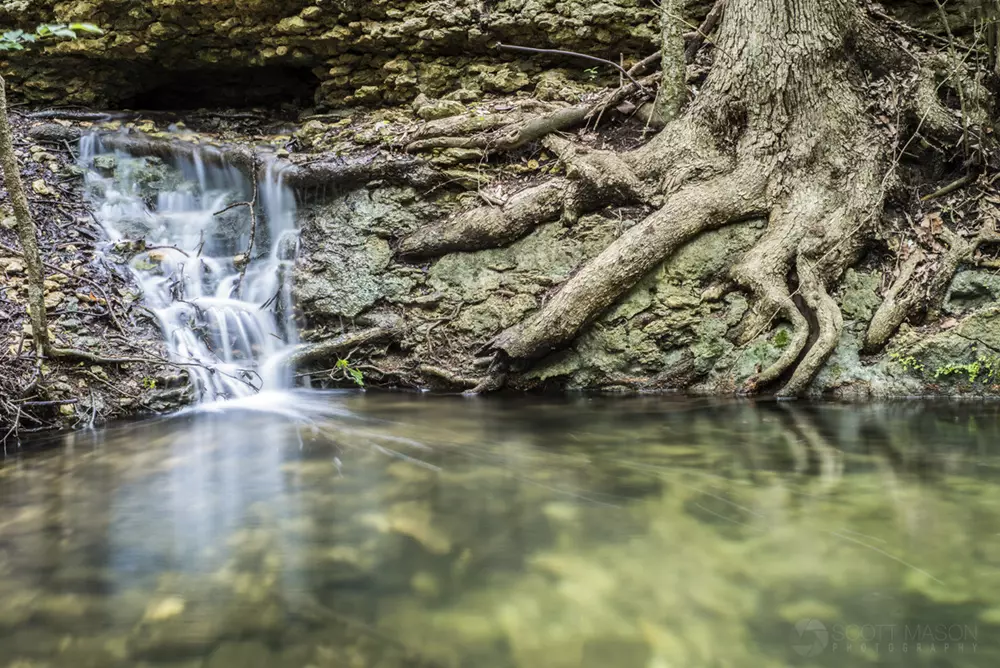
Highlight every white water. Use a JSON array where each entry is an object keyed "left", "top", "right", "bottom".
[{"left": 80, "top": 134, "right": 300, "bottom": 402}]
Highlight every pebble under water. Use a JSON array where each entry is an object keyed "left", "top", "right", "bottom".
[{"left": 1, "top": 394, "right": 1000, "bottom": 667}]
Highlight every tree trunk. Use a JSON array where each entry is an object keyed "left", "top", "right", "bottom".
[
  {"left": 0, "top": 74, "right": 50, "bottom": 353},
  {"left": 656, "top": 0, "right": 687, "bottom": 123},
  {"left": 398, "top": 0, "right": 986, "bottom": 397}
]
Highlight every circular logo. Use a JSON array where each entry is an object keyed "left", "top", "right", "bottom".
[{"left": 791, "top": 618, "right": 829, "bottom": 657}]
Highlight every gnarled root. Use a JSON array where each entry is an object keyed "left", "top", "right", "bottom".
[
  {"left": 490, "top": 167, "right": 767, "bottom": 360},
  {"left": 864, "top": 224, "right": 1000, "bottom": 351},
  {"left": 778, "top": 254, "right": 844, "bottom": 397},
  {"left": 734, "top": 186, "right": 868, "bottom": 396},
  {"left": 399, "top": 137, "right": 653, "bottom": 257},
  {"left": 398, "top": 181, "right": 565, "bottom": 258}
]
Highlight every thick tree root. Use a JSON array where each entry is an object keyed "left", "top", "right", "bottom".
[
  {"left": 288, "top": 326, "right": 400, "bottom": 368},
  {"left": 491, "top": 167, "right": 766, "bottom": 360},
  {"left": 405, "top": 103, "right": 592, "bottom": 154},
  {"left": 864, "top": 224, "right": 1000, "bottom": 351},
  {"left": 398, "top": 181, "right": 565, "bottom": 258},
  {"left": 779, "top": 256, "right": 844, "bottom": 397},
  {"left": 399, "top": 136, "right": 654, "bottom": 257}
]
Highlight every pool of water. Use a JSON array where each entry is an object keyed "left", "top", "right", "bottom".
[{"left": 1, "top": 393, "right": 999, "bottom": 667}]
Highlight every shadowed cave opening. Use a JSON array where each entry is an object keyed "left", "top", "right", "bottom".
[{"left": 123, "top": 65, "right": 320, "bottom": 110}]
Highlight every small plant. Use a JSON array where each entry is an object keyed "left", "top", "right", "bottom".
[
  {"left": 772, "top": 329, "right": 790, "bottom": 349},
  {"left": 934, "top": 361, "right": 982, "bottom": 383},
  {"left": 934, "top": 354, "right": 1000, "bottom": 384},
  {"left": 0, "top": 23, "right": 103, "bottom": 50},
  {"left": 892, "top": 348, "right": 1000, "bottom": 385},
  {"left": 141, "top": 377, "right": 158, "bottom": 390},
  {"left": 889, "top": 351, "right": 926, "bottom": 373},
  {"left": 333, "top": 358, "right": 365, "bottom": 387}
]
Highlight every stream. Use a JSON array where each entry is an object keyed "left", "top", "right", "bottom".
[
  {"left": 2, "top": 136, "right": 998, "bottom": 667},
  {"left": 2, "top": 395, "right": 1000, "bottom": 667}
]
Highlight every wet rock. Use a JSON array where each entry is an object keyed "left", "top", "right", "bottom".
[
  {"left": 296, "top": 187, "right": 431, "bottom": 319},
  {"left": 361, "top": 501, "right": 452, "bottom": 555},
  {"left": 92, "top": 154, "right": 117, "bottom": 174},
  {"left": 205, "top": 641, "right": 274, "bottom": 668},
  {"left": 411, "top": 571, "right": 442, "bottom": 598},
  {"left": 945, "top": 269, "right": 1000, "bottom": 314},
  {"left": 53, "top": 636, "right": 130, "bottom": 668},
  {"left": 143, "top": 597, "right": 186, "bottom": 622}
]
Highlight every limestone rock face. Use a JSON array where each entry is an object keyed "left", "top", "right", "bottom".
[{"left": 0, "top": 0, "right": 973, "bottom": 108}]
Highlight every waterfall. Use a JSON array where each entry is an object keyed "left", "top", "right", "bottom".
[{"left": 79, "top": 134, "right": 300, "bottom": 402}]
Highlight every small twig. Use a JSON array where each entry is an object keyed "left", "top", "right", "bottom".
[
  {"left": 920, "top": 172, "right": 976, "bottom": 201},
  {"left": 214, "top": 153, "right": 259, "bottom": 297},
  {"left": 495, "top": 42, "right": 649, "bottom": 93}
]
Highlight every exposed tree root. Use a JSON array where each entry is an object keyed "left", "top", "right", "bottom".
[
  {"left": 288, "top": 325, "right": 400, "bottom": 367},
  {"left": 392, "top": 0, "right": 986, "bottom": 398},
  {"left": 417, "top": 364, "right": 479, "bottom": 389},
  {"left": 398, "top": 180, "right": 565, "bottom": 258},
  {"left": 864, "top": 223, "right": 1000, "bottom": 352},
  {"left": 405, "top": 103, "right": 593, "bottom": 154},
  {"left": 492, "top": 168, "right": 766, "bottom": 360}
]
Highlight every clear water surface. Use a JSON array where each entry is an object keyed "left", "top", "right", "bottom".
[{"left": 1, "top": 394, "right": 999, "bottom": 667}]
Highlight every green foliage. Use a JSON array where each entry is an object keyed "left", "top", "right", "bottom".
[
  {"left": 334, "top": 358, "right": 365, "bottom": 387},
  {"left": 0, "top": 23, "right": 102, "bottom": 51},
  {"left": 889, "top": 351, "right": 925, "bottom": 374},
  {"left": 933, "top": 354, "right": 1000, "bottom": 384},
  {"left": 771, "top": 329, "right": 790, "bottom": 349},
  {"left": 141, "top": 377, "right": 158, "bottom": 390},
  {"left": 891, "top": 349, "right": 1000, "bottom": 385}
]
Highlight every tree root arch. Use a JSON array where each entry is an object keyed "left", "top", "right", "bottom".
[{"left": 392, "top": 0, "right": 991, "bottom": 398}]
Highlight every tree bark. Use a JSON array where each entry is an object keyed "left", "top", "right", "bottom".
[
  {"left": 0, "top": 74, "right": 49, "bottom": 353},
  {"left": 392, "top": 0, "right": 986, "bottom": 397},
  {"left": 656, "top": 0, "right": 687, "bottom": 123}
]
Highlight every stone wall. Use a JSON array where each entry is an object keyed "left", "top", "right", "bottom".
[{"left": 1, "top": 0, "right": 980, "bottom": 108}]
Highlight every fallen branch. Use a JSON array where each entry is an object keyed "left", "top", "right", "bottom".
[{"left": 214, "top": 153, "right": 259, "bottom": 297}]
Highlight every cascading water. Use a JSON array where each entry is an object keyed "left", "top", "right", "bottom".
[{"left": 79, "top": 134, "right": 301, "bottom": 402}]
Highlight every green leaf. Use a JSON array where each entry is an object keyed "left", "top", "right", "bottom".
[
  {"left": 2, "top": 30, "right": 25, "bottom": 42},
  {"left": 20, "top": 33, "right": 37, "bottom": 43},
  {"left": 69, "top": 22, "right": 103, "bottom": 34},
  {"left": 52, "top": 28, "right": 77, "bottom": 38}
]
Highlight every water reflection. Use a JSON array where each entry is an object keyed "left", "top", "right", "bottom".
[{"left": 1, "top": 395, "right": 999, "bottom": 667}]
